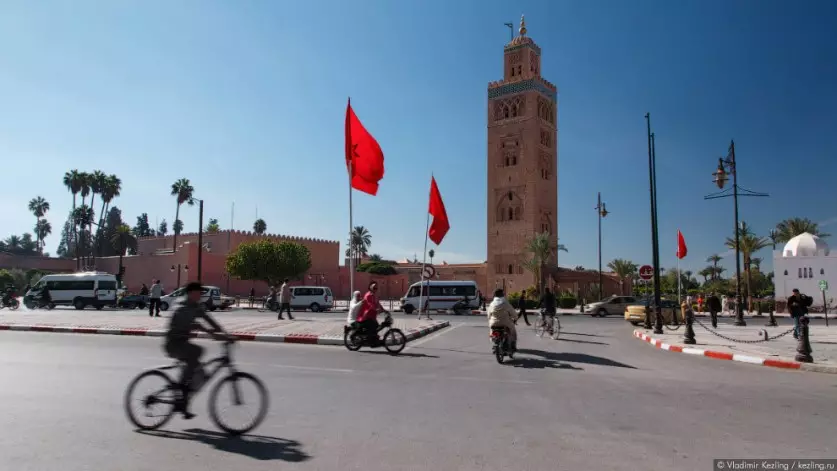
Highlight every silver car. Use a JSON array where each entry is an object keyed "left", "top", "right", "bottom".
[{"left": 585, "top": 295, "right": 638, "bottom": 317}]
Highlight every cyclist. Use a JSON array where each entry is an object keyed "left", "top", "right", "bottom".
[
  {"left": 537, "top": 287, "right": 557, "bottom": 331},
  {"left": 2, "top": 285, "right": 16, "bottom": 306},
  {"left": 164, "top": 282, "right": 232, "bottom": 419}
]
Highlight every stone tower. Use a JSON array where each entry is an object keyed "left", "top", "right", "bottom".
[{"left": 486, "top": 15, "right": 558, "bottom": 293}]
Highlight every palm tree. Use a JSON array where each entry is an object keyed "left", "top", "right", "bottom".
[
  {"left": 35, "top": 220, "right": 52, "bottom": 254},
  {"left": 750, "top": 257, "right": 762, "bottom": 272},
  {"left": 253, "top": 218, "right": 267, "bottom": 235},
  {"left": 607, "top": 259, "right": 638, "bottom": 295},
  {"left": 63, "top": 170, "right": 84, "bottom": 268},
  {"left": 20, "top": 233, "right": 38, "bottom": 254},
  {"left": 428, "top": 249, "right": 435, "bottom": 264},
  {"left": 4, "top": 235, "right": 22, "bottom": 253},
  {"left": 158, "top": 219, "right": 168, "bottom": 237},
  {"left": 88, "top": 171, "right": 106, "bottom": 242},
  {"left": 28, "top": 197, "right": 50, "bottom": 254},
  {"left": 349, "top": 226, "right": 372, "bottom": 267},
  {"left": 715, "top": 266, "right": 727, "bottom": 279},
  {"left": 368, "top": 253, "right": 383, "bottom": 261},
  {"left": 206, "top": 218, "right": 220, "bottom": 233},
  {"left": 726, "top": 222, "right": 770, "bottom": 311},
  {"left": 111, "top": 224, "right": 137, "bottom": 285},
  {"left": 170, "top": 178, "right": 195, "bottom": 251},
  {"left": 95, "top": 174, "right": 121, "bottom": 256},
  {"left": 706, "top": 254, "right": 722, "bottom": 281},
  {"left": 698, "top": 267, "right": 714, "bottom": 284},
  {"left": 523, "top": 231, "right": 558, "bottom": 293},
  {"left": 774, "top": 217, "right": 830, "bottom": 243}
]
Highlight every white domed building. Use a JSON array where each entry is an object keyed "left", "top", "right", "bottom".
[{"left": 772, "top": 232, "right": 835, "bottom": 302}]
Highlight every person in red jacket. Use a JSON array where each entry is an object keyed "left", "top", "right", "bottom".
[{"left": 357, "top": 281, "right": 385, "bottom": 344}]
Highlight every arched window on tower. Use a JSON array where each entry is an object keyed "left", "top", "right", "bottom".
[
  {"left": 496, "top": 191, "right": 523, "bottom": 224},
  {"left": 508, "top": 264, "right": 514, "bottom": 275},
  {"left": 798, "top": 268, "right": 802, "bottom": 278},
  {"left": 809, "top": 267, "right": 813, "bottom": 278},
  {"left": 821, "top": 268, "right": 825, "bottom": 275}
]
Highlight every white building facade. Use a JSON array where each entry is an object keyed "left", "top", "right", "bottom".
[{"left": 772, "top": 233, "right": 837, "bottom": 306}]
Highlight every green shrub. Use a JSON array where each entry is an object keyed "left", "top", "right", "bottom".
[
  {"left": 356, "top": 262, "right": 396, "bottom": 275},
  {"left": 507, "top": 291, "right": 538, "bottom": 309},
  {"left": 558, "top": 295, "right": 577, "bottom": 309}
]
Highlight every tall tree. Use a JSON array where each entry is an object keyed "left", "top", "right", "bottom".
[
  {"left": 774, "top": 217, "right": 831, "bottom": 243},
  {"left": 170, "top": 178, "right": 195, "bottom": 251},
  {"left": 63, "top": 170, "right": 84, "bottom": 268},
  {"left": 725, "top": 222, "right": 770, "bottom": 311},
  {"left": 35, "top": 220, "right": 52, "bottom": 254},
  {"left": 346, "top": 225, "right": 372, "bottom": 267},
  {"left": 523, "top": 231, "right": 562, "bottom": 294},
  {"left": 88, "top": 171, "right": 106, "bottom": 253},
  {"left": 253, "top": 218, "right": 267, "bottom": 235},
  {"left": 427, "top": 249, "right": 435, "bottom": 264},
  {"left": 706, "top": 254, "right": 722, "bottom": 280},
  {"left": 95, "top": 174, "right": 121, "bottom": 257},
  {"left": 698, "top": 267, "right": 714, "bottom": 284},
  {"left": 226, "top": 240, "right": 312, "bottom": 286},
  {"left": 206, "top": 218, "right": 220, "bottom": 233},
  {"left": 28, "top": 196, "right": 50, "bottom": 254},
  {"left": 607, "top": 258, "right": 638, "bottom": 293},
  {"left": 111, "top": 223, "right": 137, "bottom": 286},
  {"left": 173, "top": 219, "right": 184, "bottom": 236},
  {"left": 132, "top": 213, "right": 154, "bottom": 238},
  {"left": 158, "top": 219, "right": 169, "bottom": 237}
]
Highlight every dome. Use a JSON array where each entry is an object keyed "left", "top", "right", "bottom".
[{"left": 782, "top": 232, "right": 830, "bottom": 257}]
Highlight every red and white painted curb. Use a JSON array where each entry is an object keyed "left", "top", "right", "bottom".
[
  {"left": 632, "top": 330, "right": 837, "bottom": 374},
  {"left": 0, "top": 321, "right": 450, "bottom": 346}
]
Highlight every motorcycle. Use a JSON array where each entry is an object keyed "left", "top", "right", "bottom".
[
  {"left": 451, "top": 298, "right": 473, "bottom": 316},
  {"left": 24, "top": 296, "right": 55, "bottom": 310},
  {"left": 490, "top": 326, "right": 513, "bottom": 364},
  {"left": 343, "top": 312, "right": 407, "bottom": 355},
  {"left": 264, "top": 297, "right": 280, "bottom": 312},
  {"left": 1, "top": 297, "right": 20, "bottom": 310}
]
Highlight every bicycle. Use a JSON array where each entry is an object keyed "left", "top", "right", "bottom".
[
  {"left": 533, "top": 310, "right": 561, "bottom": 339},
  {"left": 124, "top": 340, "right": 268, "bottom": 436}
]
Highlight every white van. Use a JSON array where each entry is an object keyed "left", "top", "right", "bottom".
[
  {"left": 25, "top": 272, "right": 118, "bottom": 310},
  {"left": 400, "top": 280, "right": 481, "bottom": 314},
  {"left": 290, "top": 286, "right": 334, "bottom": 312}
]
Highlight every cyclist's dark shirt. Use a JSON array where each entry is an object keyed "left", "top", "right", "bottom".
[
  {"left": 538, "top": 293, "right": 556, "bottom": 313},
  {"left": 166, "top": 300, "right": 223, "bottom": 343}
]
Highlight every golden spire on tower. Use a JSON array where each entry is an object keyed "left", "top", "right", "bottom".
[{"left": 519, "top": 14, "right": 527, "bottom": 36}]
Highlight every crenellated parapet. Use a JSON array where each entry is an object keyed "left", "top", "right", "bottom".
[{"left": 136, "top": 229, "right": 339, "bottom": 245}]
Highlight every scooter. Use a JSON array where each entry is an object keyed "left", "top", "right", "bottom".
[{"left": 0, "top": 297, "right": 20, "bottom": 310}]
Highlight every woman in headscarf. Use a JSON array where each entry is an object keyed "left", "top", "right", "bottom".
[{"left": 347, "top": 291, "right": 363, "bottom": 326}]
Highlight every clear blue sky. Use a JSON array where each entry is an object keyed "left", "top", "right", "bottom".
[{"left": 2, "top": 0, "right": 836, "bottom": 276}]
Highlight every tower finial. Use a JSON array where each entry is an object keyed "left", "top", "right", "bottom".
[{"left": 519, "top": 14, "right": 527, "bottom": 36}]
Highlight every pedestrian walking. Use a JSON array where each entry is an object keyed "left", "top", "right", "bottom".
[
  {"left": 149, "top": 279, "right": 163, "bottom": 317},
  {"left": 787, "top": 288, "right": 810, "bottom": 339},
  {"left": 248, "top": 287, "right": 255, "bottom": 308},
  {"left": 517, "top": 292, "right": 530, "bottom": 326},
  {"left": 278, "top": 279, "right": 294, "bottom": 320},
  {"left": 707, "top": 292, "right": 721, "bottom": 328}
]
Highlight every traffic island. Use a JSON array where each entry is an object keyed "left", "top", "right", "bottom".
[
  {"left": 632, "top": 325, "right": 837, "bottom": 374},
  {"left": 0, "top": 311, "right": 449, "bottom": 346}
]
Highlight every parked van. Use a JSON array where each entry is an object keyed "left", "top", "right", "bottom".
[
  {"left": 289, "top": 286, "right": 333, "bottom": 312},
  {"left": 25, "top": 272, "right": 118, "bottom": 310},
  {"left": 400, "top": 280, "right": 480, "bottom": 314}
]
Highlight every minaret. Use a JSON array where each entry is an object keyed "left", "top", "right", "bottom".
[{"left": 486, "top": 15, "right": 559, "bottom": 292}]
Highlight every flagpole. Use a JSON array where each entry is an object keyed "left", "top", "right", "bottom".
[
  {"left": 677, "top": 258, "right": 682, "bottom": 304},
  {"left": 418, "top": 203, "right": 431, "bottom": 319},
  {"left": 348, "top": 161, "right": 355, "bottom": 300}
]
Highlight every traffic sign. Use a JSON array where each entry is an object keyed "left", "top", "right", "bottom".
[
  {"left": 638, "top": 265, "right": 654, "bottom": 281},
  {"left": 819, "top": 280, "right": 828, "bottom": 292},
  {"left": 422, "top": 265, "right": 436, "bottom": 280}
]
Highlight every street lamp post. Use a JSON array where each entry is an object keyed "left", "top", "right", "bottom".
[
  {"left": 171, "top": 264, "right": 189, "bottom": 288},
  {"left": 704, "top": 140, "right": 768, "bottom": 327},
  {"left": 197, "top": 199, "right": 204, "bottom": 284},
  {"left": 645, "top": 114, "right": 664, "bottom": 334},
  {"left": 595, "top": 192, "right": 609, "bottom": 300}
]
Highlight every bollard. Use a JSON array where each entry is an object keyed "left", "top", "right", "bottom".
[
  {"left": 644, "top": 304, "right": 652, "bottom": 330},
  {"left": 794, "top": 316, "right": 813, "bottom": 363},
  {"left": 683, "top": 305, "right": 696, "bottom": 344},
  {"left": 766, "top": 308, "right": 778, "bottom": 327}
]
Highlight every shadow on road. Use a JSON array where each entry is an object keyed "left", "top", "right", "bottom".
[
  {"left": 511, "top": 357, "right": 584, "bottom": 370},
  {"left": 137, "top": 428, "right": 311, "bottom": 461},
  {"left": 560, "top": 331, "right": 608, "bottom": 338},
  {"left": 557, "top": 337, "right": 609, "bottom": 346},
  {"left": 516, "top": 349, "right": 636, "bottom": 369},
  {"left": 361, "top": 350, "right": 439, "bottom": 359}
]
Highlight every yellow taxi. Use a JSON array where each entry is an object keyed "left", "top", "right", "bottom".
[{"left": 624, "top": 299, "right": 683, "bottom": 326}]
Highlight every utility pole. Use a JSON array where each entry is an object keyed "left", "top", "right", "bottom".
[{"left": 595, "top": 192, "right": 608, "bottom": 300}]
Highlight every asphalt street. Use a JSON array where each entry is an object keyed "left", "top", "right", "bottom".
[{"left": 0, "top": 314, "right": 834, "bottom": 471}]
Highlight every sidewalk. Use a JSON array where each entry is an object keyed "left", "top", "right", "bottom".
[
  {"left": 632, "top": 321, "right": 837, "bottom": 374},
  {"left": 0, "top": 311, "right": 449, "bottom": 346}
]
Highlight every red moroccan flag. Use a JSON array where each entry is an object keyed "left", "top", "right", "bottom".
[
  {"left": 345, "top": 98, "right": 385, "bottom": 196},
  {"left": 428, "top": 176, "right": 450, "bottom": 245},
  {"left": 677, "top": 230, "right": 688, "bottom": 259}
]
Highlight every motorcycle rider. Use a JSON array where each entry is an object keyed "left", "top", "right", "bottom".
[
  {"left": 2, "top": 286, "right": 15, "bottom": 306},
  {"left": 357, "top": 281, "right": 385, "bottom": 345},
  {"left": 267, "top": 285, "right": 278, "bottom": 311},
  {"left": 487, "top": 289, "right": 518, "bottom": 352},
  {"left": 346, "top": 291, "right": 364, "bottom": 327},
  {"left": 38, "top": 284, "right": 52, "bottom": 307}
]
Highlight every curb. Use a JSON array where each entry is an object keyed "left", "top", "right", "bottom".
[
  {"left": 0, "top": 321, "right": 451, "bottom": 346},
  {"left": 632, "top": 330, "right": 837, "bottom": 375}
]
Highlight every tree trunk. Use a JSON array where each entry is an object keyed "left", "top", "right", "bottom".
[
  {"left": 172, "top": 203, "right": 181, "bottom": 252},
  {"left": 96, "top": 199, "right": 107, "bottom": 257},
  {"left": 72, "top": 194, "right": 79, "bottom": 271}
]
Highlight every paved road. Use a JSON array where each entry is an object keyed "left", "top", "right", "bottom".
[{"left": 1, "top": 315, "right": 834, "bottom": 471}]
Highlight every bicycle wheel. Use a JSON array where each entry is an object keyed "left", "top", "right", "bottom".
[
  {"left": 124, "top": 370, "right": 178, "bottom": 431},
  {"left": 551, "top": 318, "right": 561, "bottom": 339},
  {"left": 383, "top": 328, "right": 407, "bottom": 354},
  {"left": 209, "top": 371, "right": 269, "bottom": 436},
  {"left": 534, "top": 318, "right": 546, "bottom": 337}
]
